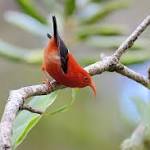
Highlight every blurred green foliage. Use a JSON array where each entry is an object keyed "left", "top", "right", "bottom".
[
  {"left": 77, "top": 25, "right": 125, "bottom": 40},
  {"left": 16, "top": 0, "right": 47, "bottom": 24},
  {"left": 81, "top": 0, "right": 129, "bottom": 24},
  {"left": 133, "top": 97, "right": 150, "bottom": 124},
  {"left": 0, "top": 0, "right": 150, "bottom": 149},
  {"left": 124, "top": 97, "right": 150, "bottom": 149},
  {"left": 1, "top": 0, "right": 149, "bottom": 67},
  {"left": 64, "top": 0, "right": 76, "bottom": 17}
]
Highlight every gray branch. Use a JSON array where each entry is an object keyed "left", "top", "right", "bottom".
[
  {"left": 121, "top": 123, "right": 149, "bottom": 150},
  {"left": 0, "top": 15, "right": 150, "bottom": 150},
  {"left": 114, "top": 15, "right": 150, "bottom": 59}
]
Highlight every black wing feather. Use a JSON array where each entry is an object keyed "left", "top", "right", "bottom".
[
  {"left": 52, "top": 16, "right": 69, "bottom": 73},
  {"left": 59, "top": 38, "right": 69, "bottom": 73}
]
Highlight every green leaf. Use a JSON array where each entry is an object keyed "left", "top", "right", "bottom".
[
  {"left": 0, "top": 39, "right": 28, "bottom": 61},
  {"left": 121, "top": 51, "right": 150, "bottom": 65},
  {"left": 0, "top": 39, "right": 43, "bottom": 64},
  {"left": 4, "top": 11, "right": 49, "bottom": 37},
  {"left": 81, "top": 0, "right": 130, "bottom": 24},
  {"left": 132, "top": 97, "right": 150, "bottom": 124},
  {"left": 79, "top": 58, "right": 97, "bottom": 66},
  {"left": 131, "top": 98, "right": 150, "bottom": 142},
  {"left": 86, "top": 36, "right": 149, "bottom": 50},
  {"left": 64, "top": 0, "right": 76, "bottom": 17},
  {"left": 132, "top": 97, "right": 147, "bottom": 120},
  {"left": 77, "top": 25, "right": 124, "bottom": 40},
  {"left": 48, "top": 88, "right": 78, "bottom": 115},
  {"left": 15, "top": 0, "right": 47, "bottom": 24},
  {"left": 25, "top": 50, "right": 43, "bottom": 65},
  {"left": 12, "top": 92, "right": 57, "bottom": 149},
  {"left": 90, "top": 0, "right": 107, "bottom": 2},
  {"left": 71, "top": 88, "right": 79, "bottom": 102},
  {"left": 79, "top": 50, "right": 150, "bottom": 66}
]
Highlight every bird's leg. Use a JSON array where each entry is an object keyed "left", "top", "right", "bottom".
[
  {"left": 41, "top": 66, "right": 56, "bottom": 91},
  {"left": 42, "top": 70, "right": 53, "bottom": 83},
  {"left": 46, "top": 80, "right": 57, "bottom": 91},
  {"left": 41, "top": 65, "right": 53, "bottom": 83}
]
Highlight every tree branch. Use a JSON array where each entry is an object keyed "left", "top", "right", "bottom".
[
  {"left": 115, "top": 63, "right": 150, "bottom": 87},
  {"left": 121, "top": 123, "right": 148, "bottom": 150},
  {"left": 0, "top": 15, "right": 150, "bottom": 150},
  {"left": 114, "top": 15, "right": 150, "bottom": 59}
]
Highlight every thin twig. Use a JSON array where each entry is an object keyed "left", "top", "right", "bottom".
[
  {"left": 0, "top": 15, "right": 150, "bottom": 150},
  {"left": 121, "top": 123, "right": 147, "bottom": 150},
  {"left": 115, "top": 63, "right": 150, "bottom": 88},
  {"left": 20, "top": 105, "right": 43, "bottom": 114},
  {"left": 114, "top": 15, "right": 150, "bottom": 59}
]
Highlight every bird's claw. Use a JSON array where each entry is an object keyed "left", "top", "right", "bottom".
[{"left": 44, "top": 80, "right": 56, "bottom": 92}]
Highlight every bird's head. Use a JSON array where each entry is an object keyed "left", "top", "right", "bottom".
[{"left": 80, "top": 70, "right": 96, "bottom": 96}]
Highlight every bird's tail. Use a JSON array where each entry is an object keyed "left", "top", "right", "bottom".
[{"left": 52, "top": 16, "right": 58, "bottom": 43}]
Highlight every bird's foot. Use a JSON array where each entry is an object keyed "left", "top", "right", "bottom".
[{"left": 44, "top": 80, "right": 57, "bottom": 92}]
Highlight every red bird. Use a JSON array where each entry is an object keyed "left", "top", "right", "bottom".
[{"left": 42, "top": 16, "right": 96, "bottom": 95}]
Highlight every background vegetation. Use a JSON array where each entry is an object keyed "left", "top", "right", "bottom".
[{"left": 0, "top": 0, "right": 150, "bottom": 149}]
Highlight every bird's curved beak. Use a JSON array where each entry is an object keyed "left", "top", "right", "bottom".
[{"left": 89, "top": 80, "right": 96, "bottom": 96}]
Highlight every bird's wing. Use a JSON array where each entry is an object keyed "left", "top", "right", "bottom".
[
  {"left": 58, "top": 37, "right": 69, "bottom": 73},
  {"left": 52, "top": 16, "right": 69, "bottom": 74}
]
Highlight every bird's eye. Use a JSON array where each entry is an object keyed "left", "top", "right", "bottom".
[
  {"left": 84, "top": 77, "right": 88, "bottom": 81},
  {"left": 47, "top": 33, "right": 52, "bottom": 39}
]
